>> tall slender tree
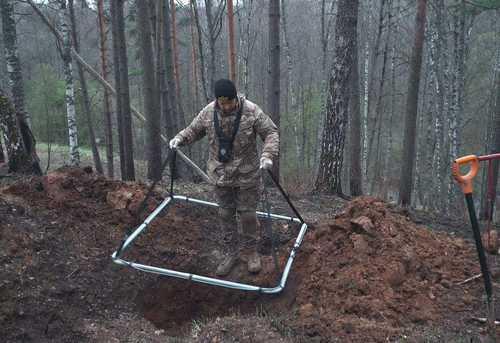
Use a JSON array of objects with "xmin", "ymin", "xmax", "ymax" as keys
[
  {"xmin": 204, "ymin": 0, "xmax": 226, "ymax": 96},
  {"xmin": 350, "ymin": 20, "xmax": 363, "ymax": 197},
  {"xmin": 164, "ymin": 0, "xmax": 178, "ymax": 136},
  {"xmin": 59, "ymin": 0, "xmax": 80, "ymax": 166},
  {"xmin": 68, "ymin": 0, "xmax": 103, "ymax": 174},
  {"xmin": 170, "ymin": 0, "xmax": 183, "ymax": 127},
  {"xmin": 268, "ymin": 0, "xmax": 280, "ymax": 179},
  {"xmin": 97, "ymin": 0, "xmax": 114, "ymax": 178},
  {"xmin": 137, "ymin": 0, "xmax": 162, "ymax": 181},
  {"xmin": 315, "ymin": 0, "xmax": 336, "ymax": 169},
  {"xmin": 398, "ymin": 0, "xmax": 427, "ymax": 206},
  {"xmin": 191, "ymin": 0, "xmax": 210, "ymax": 103},
  {"xmin": 111, "ymin": 0, "xmax": 135, "ymax": 181},
  {"xmin": 227, "ymin": 0, "xmax": 236, "ymax": 82},
  {"xmin": 315, "ymin": 0, "xmax": 359, "ymax": 194}
]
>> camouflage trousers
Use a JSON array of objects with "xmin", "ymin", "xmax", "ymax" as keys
[{"xmin": 214, "ymin": 185, "xmax": 259, "ymax": 253}]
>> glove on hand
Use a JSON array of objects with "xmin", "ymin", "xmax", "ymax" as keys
[
  {"xmin": 169, "ymin": 137, "xmax": 181, "ymax": 149},
  {"xmin": 260, "ymin": 157, "xmax": 273, "ymax": 170}
]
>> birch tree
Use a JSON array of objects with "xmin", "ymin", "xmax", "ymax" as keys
[
  {"xmin": 0, "ymin": 0, "xmax": 29, "ymax": 125},
  {"xmin": 59, "ymin": 0, "xmax": 80, "ymax": 166},
  {"xmin": 315, "ymin": 0, "xmax": 359, "ymax": 194},
  {"xmin": 0, "ymin": 89, "xmax": 41, "ymax": 174}
]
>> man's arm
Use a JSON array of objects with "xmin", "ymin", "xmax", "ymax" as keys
[
  {"xmin": 254, "ymin": 108, "xmax": 279, "ymax": 160},
  {"xmin": 174, "ymin": 109, "xmax": 208, "ymax": 146}
]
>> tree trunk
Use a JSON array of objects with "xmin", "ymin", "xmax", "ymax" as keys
[
  {"xmin": 447, "ymin": 1, "xmax": 468, "ymax": 208},
  {"xmin": 491, "ymin": 54, "xmax": 500, "ymax": 215},
  {"xmin": 138, "ymin": 0, "xmax": 162, "ymax": 181},
  {"xmin": 110, "ymin": 0, "xmax": 126, "ymax": 178},
  {"xmin": 205, "ymin": 0, "xmax": 217, "ymax": 96},
  {"xmin": 59, "ymin": 1, "xmax": 80, "ymax": 167},
  {"xmin": 191, "ymin": 0, "xmax": 210, "ymax": 103},
  {"xmin": 0, "ymin": 89, "xmax": 41, "ymax": 174},
  {"xmin": 227, "ymin": 0, "xmax": 236, "ymax": 82},
  {"xmin": 366, "ymin": 0, "xmax": 386, "ymax": 169},
  {"xmin": 350, "ymin": 24, "xmax": 363, "ymax": 197},
  {"xmin": 315, "ymin": 0, "xmax": 358, "ymax": 194},
  {"xmin": 170, "ymin": 0, "xmax": 184, "ymax": 129},
  {"xmin": 382, "ymin": 44, "xmax": 396, "ymax": 201},
  {"xmin": 156, "ymin": 0, "xmax": 169, "ymax": 140},
  {"xmin": 281, "ymin": 0, "xmax": 299, "ymax": 161},
  {"xmin": 239, "ymin": 0, "xmax": 256, "ymax": 97},
  {"xmin": 68, "ymin": 0, "xmax": 103, "ymax": 174},
  {"xmin": 111, "ymin": 0, "xmax": 135, "ymax": 181},
  {"xmin": 0, "ymin": 0, "xmax": 29, "ymax": 126},
  {"xmin": 189, "ymin": 1, "xmax": 200, "ymax": 114},
  {"xmin": 268, "ymin": 0, "xmax": 280, "ymax": 179},
  {"xmin": 480, "ymin": 19, "xmax": 500, "ymax": 219},
  {"xmin": 315, "ymin": 0, "xmax": 336, "ymax": 171},
  {"xmin": 164, "ymin": 0, "xmax": 178, "ymax": 136},
  {"xmin": 398, "ymin": 0, "xmax": 427, "ymax": 206},
  {"xmin": 97, "ymin": 0, "xmax": 114, "ymax": 178}
]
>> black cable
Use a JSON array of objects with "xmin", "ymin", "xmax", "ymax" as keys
[
  {"xmin": 266, "ymin": 169, "xmax": 306, "ymax": 224},
  {"xmin": 170, "ymin": 149, "xmax": 177, "ymax": 196}
]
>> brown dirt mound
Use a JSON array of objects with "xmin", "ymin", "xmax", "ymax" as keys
[
  {"xmin": 0, "ymin": 168, "xmax": 489, "ymax": 342},
  {"xmin": 290, "ymin": 197, "xmax": 478, "ymax": 341}
]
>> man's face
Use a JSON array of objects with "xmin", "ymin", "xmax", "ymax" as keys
[{"xmin": 217, "ymin": 97, "xmax": 238, "ymax": 114}]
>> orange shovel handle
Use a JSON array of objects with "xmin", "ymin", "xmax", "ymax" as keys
[{"xmin": 452, "ymin": 155, "xmax": 479, "ymax": 194}]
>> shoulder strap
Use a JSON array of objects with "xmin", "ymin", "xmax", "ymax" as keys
[{"xmin": 213, "ymin": 100, "xmax": 244, "ymax": 143}]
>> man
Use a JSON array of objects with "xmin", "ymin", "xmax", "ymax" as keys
[{"xmin": 169, "ymin": 79, "xmax": 279, "ymax": 276}]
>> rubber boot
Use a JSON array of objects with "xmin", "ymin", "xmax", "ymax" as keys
[{"xmin": 239, "ymin": 211, "xmax": 262, "ymax": 274}]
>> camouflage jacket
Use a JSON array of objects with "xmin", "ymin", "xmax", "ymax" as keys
[{"xmin": 174, "ymin": 97, "xmax": 279, "ymax": 187}]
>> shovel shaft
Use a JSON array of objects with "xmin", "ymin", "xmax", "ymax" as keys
[{"xmin": 465, "ymin": 193, "xmax": 493, "ymax": 304}]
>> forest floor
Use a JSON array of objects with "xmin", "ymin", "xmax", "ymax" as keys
[{"xmin": 1, "ymin": 165, "xmax": 500, "ymax": 342}]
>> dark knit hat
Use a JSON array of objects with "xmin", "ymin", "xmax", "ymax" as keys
[{"xmin": 214, "ymin": 79, "xmax": 237, "ymax": 100}]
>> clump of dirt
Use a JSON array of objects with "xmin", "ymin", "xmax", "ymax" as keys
[{"xmin": 0, "ymin": 168, "xmax": 490, "ymax": 342}]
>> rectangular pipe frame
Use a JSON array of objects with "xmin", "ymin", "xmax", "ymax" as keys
[{"xmin": 112, "ymin": 195, "xmax": 309, "ymax": 294}]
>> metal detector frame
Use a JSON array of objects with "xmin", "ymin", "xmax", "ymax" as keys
[{"xmin": 111, "ymin": 194, "xmax": 309, "ymax": 294}]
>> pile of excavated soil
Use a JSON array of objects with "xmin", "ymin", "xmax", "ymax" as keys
[
  {"xmin": 289, "ymin": 197, "xmax": 480, "ymax": 341},
  {"xmin": 0, "ymin": 167, "xmax": 492, "ymax": 342}
]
